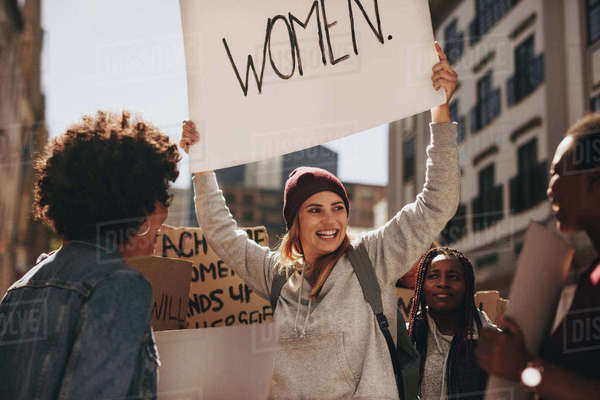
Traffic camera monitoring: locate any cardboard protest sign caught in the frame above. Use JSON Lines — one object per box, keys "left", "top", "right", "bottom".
{"left": 484, "top": 222, "right": 574, "bottom": 400}
{"left": 474, "top": 290, "right": 500, "bottom": 324}
{"left": 155, "top": 224, "right": 273, "bottom": 329}
{"left": 180, "top": 0, "right": 445, "bottom": 172}
{"left": 397, "top": 287, "right": 413, "bottom": 321}
{"left": 474, "top": 290, "right": 509, "bottom": 325}
{"left": 126, "top": 256, "right": 192, "bottom": 332}
{"left": 155, "top": 323, "right": 277, "bottom": 399}
{"left": 496, "top": 297, "right": 508, "bottom": 324}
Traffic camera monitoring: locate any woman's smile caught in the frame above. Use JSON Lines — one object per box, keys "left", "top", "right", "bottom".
{"left": 316, "top": 229, "right": 339, "bottom": 240}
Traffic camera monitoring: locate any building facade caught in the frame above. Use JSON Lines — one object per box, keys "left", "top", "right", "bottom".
{"left": 388, "top": 0, "right": 595, "bottom": 295}
{"left": 0, "top": 0, "right": 51, "bottom": 295}
{"left": 216, "top": 145, "right": 338, "bottom": 189}
{"left": 164, "top": 187, "right": 194, "bottom": 228}
{"left": 345, "top": 182, "right": 387, "bottom": 232}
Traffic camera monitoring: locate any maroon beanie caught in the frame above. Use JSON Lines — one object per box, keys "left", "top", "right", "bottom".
{"left": 283, "top": 166, "right": 350, "bottom": 229}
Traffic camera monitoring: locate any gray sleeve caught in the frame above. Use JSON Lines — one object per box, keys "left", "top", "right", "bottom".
{"left": 193, "top": 172, "right": 279, "bottom": 300}
{"left": 360, "top": 122, "right": 460, "bottom": 286}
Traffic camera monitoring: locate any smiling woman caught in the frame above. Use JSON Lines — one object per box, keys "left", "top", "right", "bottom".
{"left": 279, "top": 166, "right": 352, "bottom": 298}
{"left": 298, "top": 191, "right": 348, "bottom": 260}
{"left": 182, "top": 42, "right": 461, "bottom": 399}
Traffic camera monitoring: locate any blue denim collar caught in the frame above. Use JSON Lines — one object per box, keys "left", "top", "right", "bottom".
{"left": 64, "top": 236, "right": 123, "bottom": 264}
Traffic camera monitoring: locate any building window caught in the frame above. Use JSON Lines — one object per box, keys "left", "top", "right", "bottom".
{"left": 588, "top": 0, "right": 600, "bottom": 45}
{"left": 476, "top": 252, "right": 499, "bottom": 269}
{"left": 444, "top": 19, "right": 464, "bottom": 65}
{"left": 360, "top": 211, "right": 374, "bottom": 223}
{"left": 403, "top": 137, "right": 415, "bottom": 181}
{"left": 472, "top": 164, "right": 503, "bottom": 232}
{"left": 507, "top": 36, "right": 544, "bottom": 106}
{"left": 469, "top": 0, "right": 517, "bottom": 45}
{"left": 224, "top": 192, "right": 235, "bottom": 203}
{"left": 591, "top": 93, "right": 600, "bottom": 111}
{"left": 509, "top": 138, "right": 547, "bottom": 214}
{"left": 449, "top": 101, "right": 467, "bottom": 143}
{"left": 470, "top": 71, "right": 501, "bottom": 134}
{"left": 514, "top": 242, "right": 523, "bottom": 256}
{"left": 440, "top": 203, "right": 467, "bottom": 245}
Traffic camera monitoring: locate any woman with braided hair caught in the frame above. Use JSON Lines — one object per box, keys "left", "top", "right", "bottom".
{"left": 408, "top": 247, "right": 496, "bottom": 399}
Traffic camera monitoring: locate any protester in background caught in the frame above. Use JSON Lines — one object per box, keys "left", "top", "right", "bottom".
{"left": 397, "top": 241, "right": 440, "bottom": 290}
{"left": 0, "top": 111, "right": 180, "bottom": 399}
{"left": 180, "top": 43, "right": 459, "bottom": 399}
{"left": 408, "top": 247, "right": 495, "bottom": 399}
{"left": 475, "top": 113, "right": 600, "bottom": 399}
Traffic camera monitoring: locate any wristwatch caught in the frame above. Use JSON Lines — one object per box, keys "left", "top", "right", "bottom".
{"left": 520, "top": 359, "right": 544, "bottom": 390}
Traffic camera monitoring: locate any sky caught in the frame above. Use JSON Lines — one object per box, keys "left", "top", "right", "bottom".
{"left": 41, "top": 0, "right": 389, "bottom": 187}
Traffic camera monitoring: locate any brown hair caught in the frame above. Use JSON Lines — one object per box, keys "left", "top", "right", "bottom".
{"left": 34, "top": 110, "right": 180, "bottom": 244}
{"left": 278, "top": 214, "right": 352, "bottom": 299}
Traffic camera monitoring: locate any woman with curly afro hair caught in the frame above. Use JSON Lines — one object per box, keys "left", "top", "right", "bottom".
{"left": 0, "top": 110, "right": 180, "bottom": 400}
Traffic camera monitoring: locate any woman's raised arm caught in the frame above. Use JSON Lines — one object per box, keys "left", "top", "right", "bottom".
{"left": 179, "top": 121, "right": 278, "bottom": 300}
{"left": 360, "top": 43, "right": 460, "bottom": 285}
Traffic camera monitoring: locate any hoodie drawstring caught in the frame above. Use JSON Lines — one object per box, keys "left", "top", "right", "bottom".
{"left": 293, "top": 270, "right": 313, "bottom": 337}
{"left": 301, "top": 298, "right": 312, "bottom": 337}
{"left": 427, "top": 314, "right": 446, "bottom": 354}
{"left": 293, "top": 272, "right": 303, "bottom": 335}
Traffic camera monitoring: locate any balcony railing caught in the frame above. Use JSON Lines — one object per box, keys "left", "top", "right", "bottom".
{"left": 469, "top": 0, "right": 518, "bottom": 45}
{"left": 471, "top": 184, "right": 504, "bottom": 232}
{"left": 470, "top": 88, "right": 501, "bottom": 134}
{"left": 445, "top": 34, "right": 464, "bottom": 66}
{"left": 509, "top": 160, "right": 548, "bottom": 214}
{"left": 507, "top": 54, "right": 544, "bottom": 107}
{"left": 440, "top": 203, "right": 467, "bottom": 245}
{"left": 457, "top": 116, "right": 466, "bottom": 144}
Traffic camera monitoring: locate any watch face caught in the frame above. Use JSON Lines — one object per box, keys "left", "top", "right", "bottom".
{"left": 521, "top": 367, "right": 542, "bottom": 387}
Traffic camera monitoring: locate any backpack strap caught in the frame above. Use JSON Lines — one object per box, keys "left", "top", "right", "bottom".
{"left": 269, "top": 268, "right": 291, "bottom": 313}
{"left": 347, "top": 243, "right": 405, "bottom": 400}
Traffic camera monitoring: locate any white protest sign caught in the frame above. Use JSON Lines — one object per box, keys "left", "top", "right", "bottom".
{"left": 156, "top": 323, "right": 278, "bottom": 399}
{"left": 180, "top": 0, "right": 445, "bottom": 172}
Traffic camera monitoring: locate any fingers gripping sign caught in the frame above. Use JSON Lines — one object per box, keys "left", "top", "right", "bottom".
{"left": 429, "top": 42, "right": 458, "bottom": 123}
{"left": 475, "top": 317, "right": 532, "bottom": 382}
{"left": 431, "top": 41, "right": 458, "bottom": 105}
{"left": 180, "top": 120, "right": 200, "bottom": 155}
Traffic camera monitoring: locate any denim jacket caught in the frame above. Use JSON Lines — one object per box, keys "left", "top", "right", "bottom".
{"left": 0, "top": 241, "right": 159, "bottom": 400}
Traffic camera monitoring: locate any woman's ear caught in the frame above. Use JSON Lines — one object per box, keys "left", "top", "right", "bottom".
{"left": 135, "top": 220, "right": 151, "bottom": 237}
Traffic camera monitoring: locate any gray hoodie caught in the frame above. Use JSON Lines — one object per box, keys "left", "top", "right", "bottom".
{"left": 193, "top": 122, "right": 459, "bottom": 399}
{"left": 420, "top": 309, "right": 496, "bottom": 400}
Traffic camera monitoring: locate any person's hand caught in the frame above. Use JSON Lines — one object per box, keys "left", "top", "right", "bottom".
{"left": 475, "top": 317, "right": 532, "bottom": 382}
{"left": 432, "top": 42, "right": 458, "bottom": 105}
{"left": 180, "top": 120, "right": 200, "bottom": 154}
{"left": 430, "top": 42, "right": 458, "bottom": 123}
